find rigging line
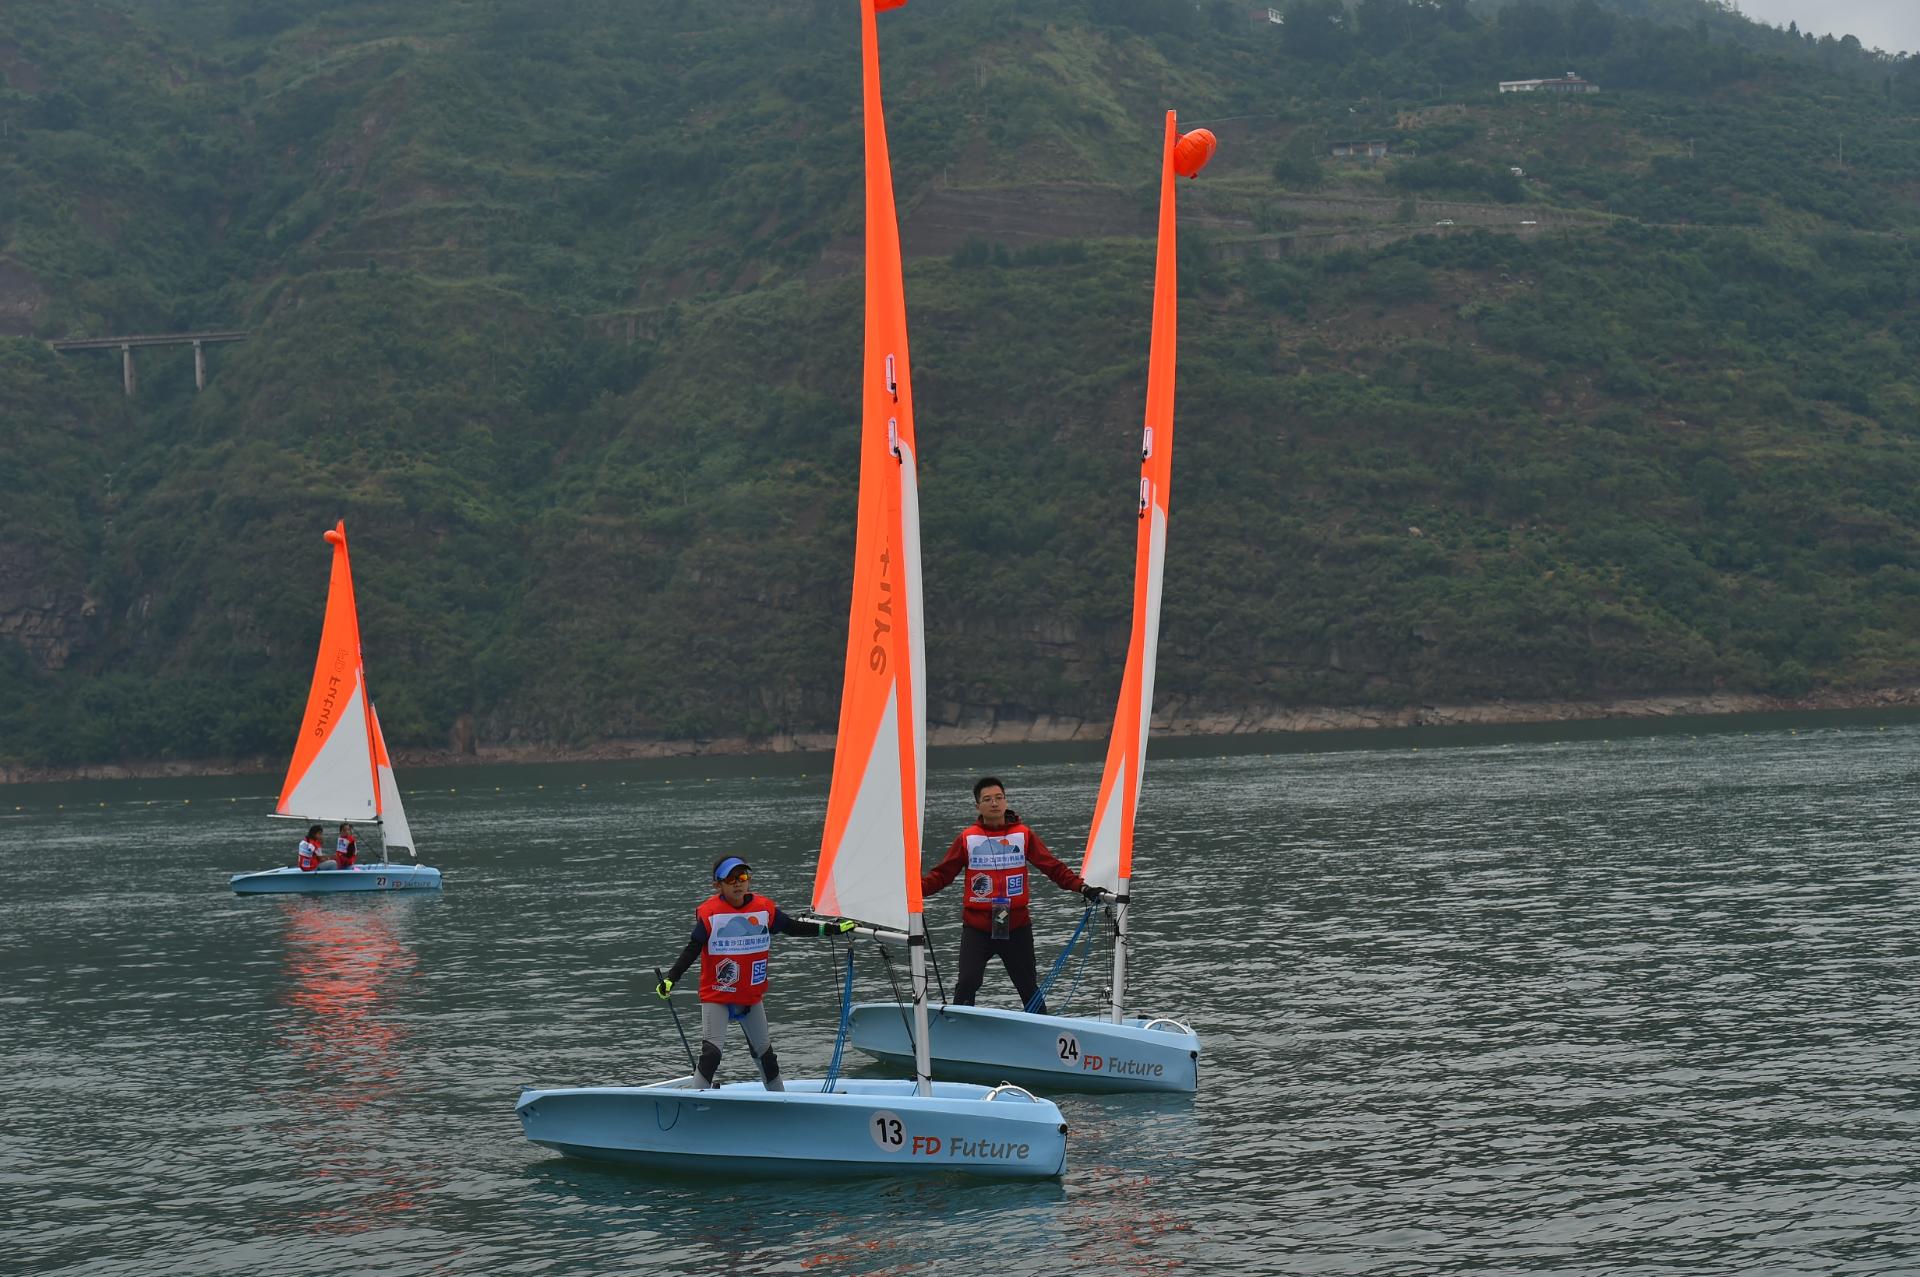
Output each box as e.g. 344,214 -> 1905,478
875,936 -> 920,1062
1026,903 -> 1096,1013
820,939 -> 857,1092
925,924 -> 949,1005
1057,908 -> 1102,1015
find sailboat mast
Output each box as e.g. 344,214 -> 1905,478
1082,111 -> 1185,1025
345,561 -> 382,821
813,0 -> 930,1099
909,916 -> 933,1096
336,523 -> 389,862
861,0 -> 932,1100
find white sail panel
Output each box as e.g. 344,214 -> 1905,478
1083,750 -> 1129,891
1131,501 -> 1168,810
278,680 -> 378,822
899,440 -> 927,860
369,705 -> 415,856
377,764 -> 413,856
818,687 -> 911,932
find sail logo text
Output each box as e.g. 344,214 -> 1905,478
312,650 -> 352,737
867,547 -> 892,674
1079,1054 -> 1164,1078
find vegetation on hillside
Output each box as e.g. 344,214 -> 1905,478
2,0 -> 1918,766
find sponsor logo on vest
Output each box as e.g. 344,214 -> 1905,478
713,957 -> 741,991
709,911 -> 771,955
968,873 -> 993,899
1080,1053 -> 1164,1078
966,835 -> 1025,869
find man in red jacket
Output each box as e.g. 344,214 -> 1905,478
922,777 -> 1108,1015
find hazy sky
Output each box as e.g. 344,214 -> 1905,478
1731,0 -> 1920,54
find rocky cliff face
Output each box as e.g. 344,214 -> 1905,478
0,259 -> 48,336
0,544 -> 97,670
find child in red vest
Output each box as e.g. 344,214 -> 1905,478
655,857 -> 855,1089
295,825 -> 326,872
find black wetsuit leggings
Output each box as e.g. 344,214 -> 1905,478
952,924 -> 1047,1015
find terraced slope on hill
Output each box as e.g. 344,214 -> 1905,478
3,0 -> 1919,767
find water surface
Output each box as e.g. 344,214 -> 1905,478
3,720 -> 1916,1274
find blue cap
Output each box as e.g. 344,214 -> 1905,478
713,856 -> 752,882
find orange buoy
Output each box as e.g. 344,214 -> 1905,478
1172,128 -> 1217,179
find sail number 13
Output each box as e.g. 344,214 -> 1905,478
870,1110 -> 906,1150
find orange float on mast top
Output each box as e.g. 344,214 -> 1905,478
1172,127 -> 1217,179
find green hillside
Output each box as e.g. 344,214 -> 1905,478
4,0 -> 1920,768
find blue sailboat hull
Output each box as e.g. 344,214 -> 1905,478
229,864 -> 442,894
849,1003 -> 1199,1093
516,1076 -> 1067,1179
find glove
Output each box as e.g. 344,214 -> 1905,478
820,918 -> 858,936
1081,884 -> 1110,903
653,977 -> 674,999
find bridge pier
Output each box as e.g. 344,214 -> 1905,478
121,344 -> 135,396
194,340 -> 205,391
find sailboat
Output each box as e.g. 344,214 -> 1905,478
230,521 -> 441,895
845,112 -> 1211,1093
513,0 -> 1067,1179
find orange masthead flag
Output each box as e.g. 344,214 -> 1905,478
275,521 -> 381,823
813,0 -> 926,935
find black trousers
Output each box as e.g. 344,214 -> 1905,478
952,923 -> 1047,1015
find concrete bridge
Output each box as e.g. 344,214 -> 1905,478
49,330 -> 247,395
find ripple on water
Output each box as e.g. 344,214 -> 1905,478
3,726 -> 1919,1273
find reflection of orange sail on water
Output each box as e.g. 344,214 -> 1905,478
277,898 -> 416,1106
272,898 -> 423,1234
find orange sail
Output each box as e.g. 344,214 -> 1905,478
813,0 -> 925,934
1082,112 -> 1199,892
276,522 -> 381,823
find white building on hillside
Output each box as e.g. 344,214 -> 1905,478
1499,72 -> 1598,94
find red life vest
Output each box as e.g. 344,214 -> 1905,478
695,893 -> 777,1006
297,838 -> 322,872
964,829 -> 1030,909
335,836 -> 357,869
